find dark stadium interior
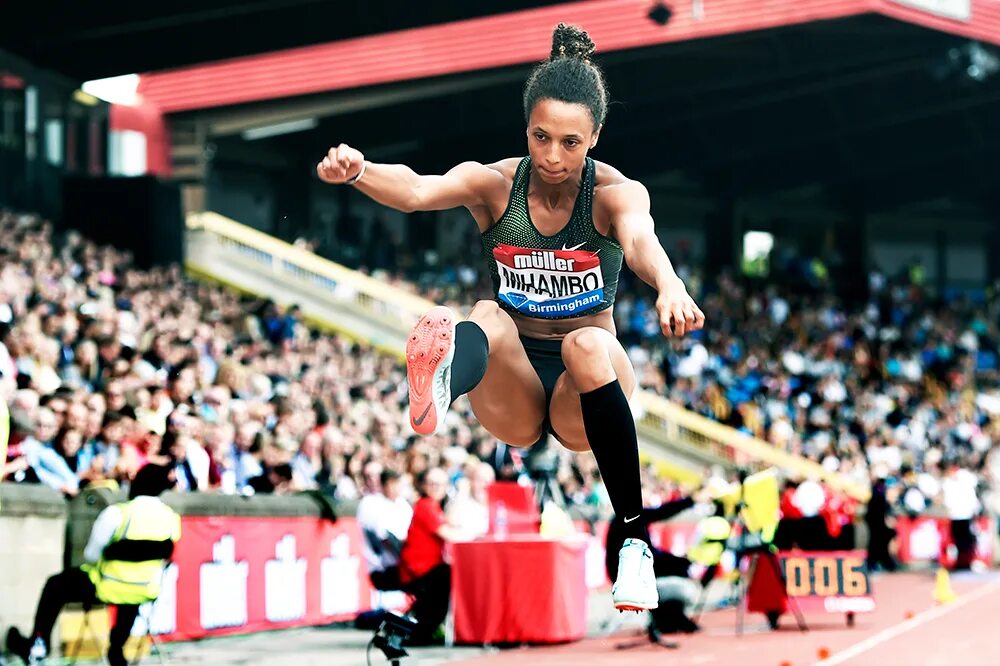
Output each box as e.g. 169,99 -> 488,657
0,0 -> 571,79
5,4 -> 998,219
198,15 -> 1000,214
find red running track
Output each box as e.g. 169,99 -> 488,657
453,571 -> 1000,666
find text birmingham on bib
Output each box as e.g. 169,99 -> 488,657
493,243 -> 604,318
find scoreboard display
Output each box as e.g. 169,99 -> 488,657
779,551 -> 875,614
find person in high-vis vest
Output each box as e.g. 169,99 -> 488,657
687,515 -> 732,569
5,464 -> 180,666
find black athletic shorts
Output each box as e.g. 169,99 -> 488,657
519,335 -> 566,436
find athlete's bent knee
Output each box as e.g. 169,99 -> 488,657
502,423 -> 546,448
468,300 -> 516,346
558,438 -> 591,453
561,327 -> 610,366
561,327 -> 616,390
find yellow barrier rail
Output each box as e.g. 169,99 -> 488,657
635,392 -> 869,500
187,211 -> 435,329
186,212 -> 869,501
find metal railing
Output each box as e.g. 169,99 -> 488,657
185,212 -> 870,501
187,211 -> 434,331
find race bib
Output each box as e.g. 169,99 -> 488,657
493,243 -> 605,318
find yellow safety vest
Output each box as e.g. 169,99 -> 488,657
84,499 -> 181,605
688,516 -> 731,566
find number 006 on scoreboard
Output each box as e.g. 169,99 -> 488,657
779,551 -> 875,614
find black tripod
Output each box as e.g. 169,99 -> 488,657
614,622 -> 679,651
525,436 -> 565,512
730,486 -> 808,635
531,469 -> 565,511
693,476 -> 808,635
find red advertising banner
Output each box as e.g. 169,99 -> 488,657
135,516 -> 374,641
894,515 -> 994,568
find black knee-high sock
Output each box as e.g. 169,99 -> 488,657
449,321 -> 489,404
580,379 -> 645,543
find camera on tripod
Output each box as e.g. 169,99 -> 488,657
370,611 -> 418,664
524,436 -> 564,510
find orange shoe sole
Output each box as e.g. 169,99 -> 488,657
615,604 -> 653,613
406,306 -> 455,435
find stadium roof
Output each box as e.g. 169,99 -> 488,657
0,0 -> 569,81
136,0 -> 1000,113
189,10 -> 998,212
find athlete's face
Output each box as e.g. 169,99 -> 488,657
527,99 -> 601,185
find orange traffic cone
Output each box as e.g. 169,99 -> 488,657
933,568 -> 956,605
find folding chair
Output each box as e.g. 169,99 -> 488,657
66,563 -> 172,666
66,601 -> 166,666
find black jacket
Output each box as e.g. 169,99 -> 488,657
605,497 -> 694,581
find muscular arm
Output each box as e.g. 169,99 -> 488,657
354,161 -> 501,213
317,144 -> 505,213
607,181 -> 684,293
606,180 -> 705,336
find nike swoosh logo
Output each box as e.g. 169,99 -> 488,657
623,515 -> 641,523
561,242 -> 587,251
412,403 -> 432,426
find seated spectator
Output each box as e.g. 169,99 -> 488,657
357,468 -> 413,590
23,408 -> 80,497
53,426 -> 106,488
398,467 -> 466,646
446,461 -> 494,538
290,431 -> 323,490
247,462 -> 295,495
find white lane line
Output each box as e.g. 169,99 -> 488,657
814,578 -> 1000,666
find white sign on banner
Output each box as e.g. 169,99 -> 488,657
200,535 -> 249,629
265,535 -> 308,622
889,0 -> 971,21
321,534 -> 361,616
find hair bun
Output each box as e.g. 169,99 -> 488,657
550,23 -> 596,62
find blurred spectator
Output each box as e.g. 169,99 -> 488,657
23,407 -> 80,497
357,468 -> 412,590
398,467 -> 464,646
247,463 -> 295,495
864,476 -> 897,572
446,460 -> 494,538
941,460 -> 981,570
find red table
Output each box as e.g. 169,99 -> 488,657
450,534 -> 589,645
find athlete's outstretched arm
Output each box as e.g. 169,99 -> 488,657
607,180 -> 705,337
317,143 -> 502,213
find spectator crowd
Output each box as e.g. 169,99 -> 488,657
0,210 -> 624,517
353,225 -> 1000,539
3,207 -> 999,565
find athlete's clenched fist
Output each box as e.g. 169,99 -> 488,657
317,144 -> 365,184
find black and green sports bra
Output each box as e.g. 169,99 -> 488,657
480,156 -> 623,320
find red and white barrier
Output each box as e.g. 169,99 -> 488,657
139,516 -> 373,641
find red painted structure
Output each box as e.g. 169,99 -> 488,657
137,0 -> 872,113
117,0 -> 1000,173
109,103 -> 172,176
